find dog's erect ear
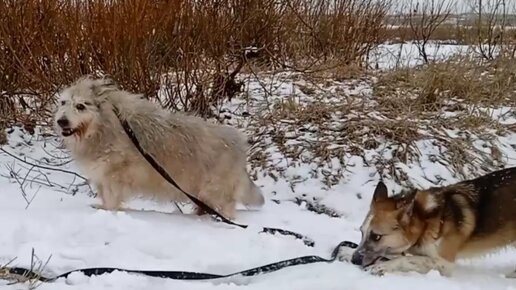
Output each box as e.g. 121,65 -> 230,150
372,181 -> 388,203
398,199 -> 414,226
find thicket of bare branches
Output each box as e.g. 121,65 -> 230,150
0,0 -> 391,126
383,0 -> 516,60
407,0 -> 454,64
468,0 -> 516,59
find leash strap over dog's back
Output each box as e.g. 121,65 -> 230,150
114,109 -> 315,247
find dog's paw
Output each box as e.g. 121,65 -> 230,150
90,204 -> 120,211
90,203 -> 125,211
365,264 -> 386,276
365,263 -> 387,276
90,204 -> 105,210
365,259 -> 401,276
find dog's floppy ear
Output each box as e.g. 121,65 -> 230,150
372,181 -> 388,203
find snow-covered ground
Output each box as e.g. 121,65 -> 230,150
0,43 -> 515,290
368,41 -> 471,69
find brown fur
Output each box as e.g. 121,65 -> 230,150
74,121 -> 89,140
352,167 -> 516,277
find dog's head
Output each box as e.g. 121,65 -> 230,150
54,76 -> 117,139
351,181 -> 425,267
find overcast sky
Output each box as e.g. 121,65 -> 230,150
391,0 -> 516,14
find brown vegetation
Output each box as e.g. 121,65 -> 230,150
1,0 -> 515,187
0,0 -> 390,125
246,54 -> 516,187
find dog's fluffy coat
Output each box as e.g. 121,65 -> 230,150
54,76 -> 264,218
353,167 -> 516,277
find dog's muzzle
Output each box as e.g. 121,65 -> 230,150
57,117 -> 76,137
351,250 -> 364,266
351,248 -> 391,267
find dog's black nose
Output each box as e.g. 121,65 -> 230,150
351,251 -> 364,266
57,117 -> 70,128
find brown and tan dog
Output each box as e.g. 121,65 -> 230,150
352,167 -> 516,277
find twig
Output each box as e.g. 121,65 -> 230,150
28,248 -> 51,290
0,148 -> 87,181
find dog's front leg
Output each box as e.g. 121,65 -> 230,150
365,256 -> 453,277
92,182 -> 123,211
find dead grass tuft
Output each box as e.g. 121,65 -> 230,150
247,57 -> 515,187
375,56 -> 516,110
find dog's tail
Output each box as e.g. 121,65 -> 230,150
240,176 -> 265,207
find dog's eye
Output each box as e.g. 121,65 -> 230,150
76,104 -> 86,111
60,100 -> 66,106
370,232 -> 383,242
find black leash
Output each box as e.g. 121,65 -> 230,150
1,241 -> 358,283
114,109 -> 315,247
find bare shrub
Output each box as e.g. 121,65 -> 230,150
406,0 -> 454,64
464,0 -> 516,59
0,0 -> 391,124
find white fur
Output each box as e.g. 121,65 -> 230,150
411,238 -> 442,258
54,76 -> 264,219
359,213 -> 374,243
422,194 -> 439,212
366,255 -> 454,276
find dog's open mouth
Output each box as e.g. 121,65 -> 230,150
363,256 -> 390,268
61,128 -> 77,137
363,252 -> 405,268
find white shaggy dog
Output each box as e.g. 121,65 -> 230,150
54,76 -> 264,219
